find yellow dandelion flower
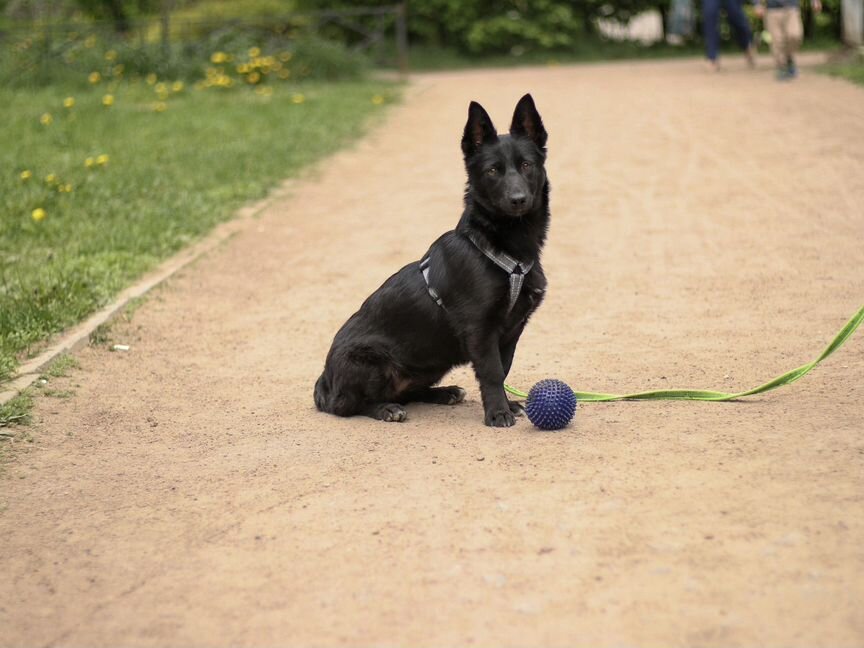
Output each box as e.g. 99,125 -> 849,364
146,73 -> 157,85
63,96 -> 75,109
20,170 -> 32,181
279,52 -> 292,62
278,69 -> 291,80
371,94 -> 385,105
155,82 -> 167,94
40,112 -> 53,126
63,183 -> 73,193
88,71 -> 101,84
32,208 -> 46,222
248,46 -> 261,58
153,101 -> 167,112
102,94 -> 114,107
211,51 -> 228,64
85,157 -> 96,169
96,154 -> 110,166
84,35 -> 96,48
291,93 -> 305,104
247,71 -> 261,84
172,80 -> 184,92
104,49 -> 117,61
45,173 -> 58,185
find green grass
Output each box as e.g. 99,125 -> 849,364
403,39 -> 703,71
0,390 -> 34,470
40,354 -> 80,379
820,48 -> 864,86
0,391 -> 34,430
397,32 -> 841,72
1,78 -> 399,384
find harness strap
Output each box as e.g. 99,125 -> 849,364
419,257 -> 444,308
420,232 -> 534,313
467,232 -> 534,314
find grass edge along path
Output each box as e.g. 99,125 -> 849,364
1,80 -> 400,395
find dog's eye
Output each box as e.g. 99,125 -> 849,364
486,167 -> 498,177
521,161 -> 533,170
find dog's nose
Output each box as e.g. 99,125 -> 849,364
509,193 -> 527,208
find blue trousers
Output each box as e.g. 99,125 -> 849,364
703,0 -> 753,60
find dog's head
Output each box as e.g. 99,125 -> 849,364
461,94 -> 548,218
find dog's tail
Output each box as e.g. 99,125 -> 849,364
314,372 -> 330,412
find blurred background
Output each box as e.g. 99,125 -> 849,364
0,0 -> 860,86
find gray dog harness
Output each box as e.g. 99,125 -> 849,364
421,232 -> 534,314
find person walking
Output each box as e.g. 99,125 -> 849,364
703,0 -> 758,71
755,0 -> 820,80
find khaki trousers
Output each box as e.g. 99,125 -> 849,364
764,7 -> 804,67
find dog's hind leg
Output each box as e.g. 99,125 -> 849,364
326,387 -> 408,423
401,385 -> 466,405
318,350 -> 410,422
361,402 -> 408,422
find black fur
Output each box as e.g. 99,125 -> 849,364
314,94 -> 549,427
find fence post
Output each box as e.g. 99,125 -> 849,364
395,2 -> 409,76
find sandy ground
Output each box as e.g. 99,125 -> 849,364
2,56 -> 864,647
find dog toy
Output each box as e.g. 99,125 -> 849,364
525,379 -> 577,430
507,304 -> 863,430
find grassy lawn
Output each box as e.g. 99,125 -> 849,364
405,39 -> 702,71
820,49 -> 864,86
0,78 -> 398,384
399,34 -> 840,72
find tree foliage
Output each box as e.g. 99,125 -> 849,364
298,0 -> 675,54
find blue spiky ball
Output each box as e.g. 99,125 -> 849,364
525,379 -> 577,430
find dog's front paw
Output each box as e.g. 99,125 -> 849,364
485,408 -> 516,427
508,400 -> 525,417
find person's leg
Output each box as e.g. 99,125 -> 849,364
785,6 -> 804,75
722,0 -> 755,51
765,8 -> 790,78
703,0 -> 722,64
764,9 -> 784,71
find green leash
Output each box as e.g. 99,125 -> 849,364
504,304 -> 864,402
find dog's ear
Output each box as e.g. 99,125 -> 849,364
509,94 -> 547,151
461,101 -> 498,158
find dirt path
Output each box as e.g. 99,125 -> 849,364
2,57 -> 863,647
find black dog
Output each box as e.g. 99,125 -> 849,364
314,94 -> 549,427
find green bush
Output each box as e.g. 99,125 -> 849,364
464,2 -> 582,54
